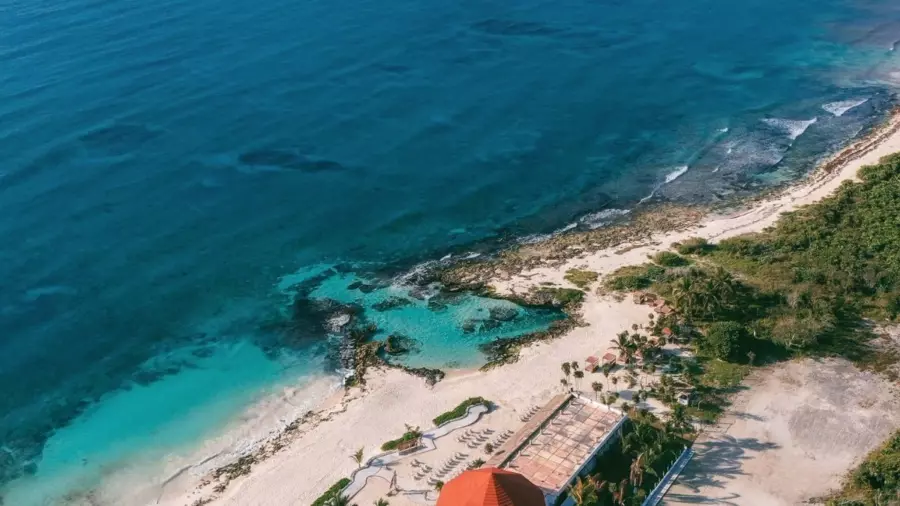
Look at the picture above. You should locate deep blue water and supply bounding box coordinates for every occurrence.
[1,0,899,501]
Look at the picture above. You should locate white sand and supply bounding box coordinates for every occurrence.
[94,113,900,506]
[663,358,900,505]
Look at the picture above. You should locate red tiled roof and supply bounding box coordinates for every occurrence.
[436,468,545,506]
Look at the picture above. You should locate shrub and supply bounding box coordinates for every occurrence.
[534,287,585,307]
[432,397,491,426]
[605,264,667,291]
[675,237,712,255]
[703,321,747,362]
[767,314,833,351]
[310,478,351,506]
[852,432,900,492]
[564,269,599,289]
[652,251,690,267]
[381,425,423,451]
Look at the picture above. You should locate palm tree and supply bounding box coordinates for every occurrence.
[573,370,585,390]
[567,476,598,506]
[611,375,619,393]
[591,381,604,401]
[560,378,569,391]
[602,364,612,390]
[434,481,444,493]
[667,404,691,435]
[352,447,365,468]
[610,332,630,357]
[327,495,356,506]
[629,453,647,487]
[671,276,696,319]
[711,266,736,303]
[571,360,580,372]
[561,362,572,382]
[374,500,389,506]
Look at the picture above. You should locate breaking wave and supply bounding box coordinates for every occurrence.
[579,208,631,229]
[822,98,868,117]
[762,117,817,141]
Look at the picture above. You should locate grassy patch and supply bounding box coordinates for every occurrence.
[604,264,667,291]
[674,237,712,256]
[534,287,585,307]
[698,358,750,388]
[432,397,492,426]
[310,477,351,506]
[824,430,900,505]
[565,269,599,289]
[651,251,690,267]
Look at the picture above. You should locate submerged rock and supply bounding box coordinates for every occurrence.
[489,306,519,322]
[427,299,448,312]
[372,296,413,312]
[384,334,420,355]
[238,148,348,173]
[480,319,502,332]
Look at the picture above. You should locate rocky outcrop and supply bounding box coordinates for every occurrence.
[384,334,419,355]
[438,205,704,290]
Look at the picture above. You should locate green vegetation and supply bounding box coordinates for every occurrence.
[310,477,351,506]
[826,430,900,505]
[604,264,666,291]
[432,397,491,426]
[535,286,585,307]
[651,251,690,267]
[565,268,600,289]
[595,155,900,500]
[702,321,746,361]
[380,424,423,451]
[674,237,712,256]
[563,415,687,506]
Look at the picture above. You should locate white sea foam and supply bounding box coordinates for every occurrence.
[518,232,553,245]
[718,127,729,133]
[579,209,631,229]
[762,117,817,141]
[664,165,689,183]
[822,98,868,117]
[326,314,351,333]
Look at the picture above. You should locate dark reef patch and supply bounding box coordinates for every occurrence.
[470,19,562,37]
[78,123,162,153]
[238,148,348,173]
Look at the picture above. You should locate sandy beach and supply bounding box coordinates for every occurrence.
[88,110,900,506]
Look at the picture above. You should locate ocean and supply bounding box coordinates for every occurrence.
[1,0,899,502]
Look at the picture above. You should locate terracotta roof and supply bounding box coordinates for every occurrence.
[436,468,545,506]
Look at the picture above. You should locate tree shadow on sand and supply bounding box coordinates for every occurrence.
[663,436,780,505]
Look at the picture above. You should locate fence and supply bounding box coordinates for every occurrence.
[640,446,694,506]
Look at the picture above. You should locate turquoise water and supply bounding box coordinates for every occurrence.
[1,0,899,500]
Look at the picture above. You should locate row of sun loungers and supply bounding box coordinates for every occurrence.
[519,404,540,422]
